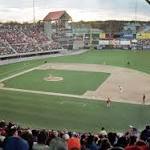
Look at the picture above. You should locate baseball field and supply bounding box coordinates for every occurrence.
[0,49,150,132]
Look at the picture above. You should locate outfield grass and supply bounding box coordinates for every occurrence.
[0,50,150,80]
[0,50,150,132]
[4,69,109,95]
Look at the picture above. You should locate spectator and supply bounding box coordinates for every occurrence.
[32,130,49,150]
[100,127,107,136]
[3,125,29,150]
[0,120,150,150]
[49,131,67,150]
[140,126,150,142]
[68,133,81,150]
[100,138,112,150]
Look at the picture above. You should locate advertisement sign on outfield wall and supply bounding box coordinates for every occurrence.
[136,33,150,39]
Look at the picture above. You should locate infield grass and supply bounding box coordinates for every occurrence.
[3,69,109,95]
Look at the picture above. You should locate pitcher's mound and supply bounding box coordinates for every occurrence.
[44,74,63,82]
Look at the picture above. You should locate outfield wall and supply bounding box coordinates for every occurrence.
[0,49,88,65]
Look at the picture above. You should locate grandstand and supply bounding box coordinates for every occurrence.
[0,13,150,60]
[0,11,76,60]
[0,22,62,60]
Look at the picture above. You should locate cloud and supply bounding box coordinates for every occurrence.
[0,0,150,22]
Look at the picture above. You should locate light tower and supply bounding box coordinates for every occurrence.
[145,0,150,5]
[33,0,36,23]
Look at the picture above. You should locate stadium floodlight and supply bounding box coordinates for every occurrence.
[33,0,35,23]
[145,0,150,5]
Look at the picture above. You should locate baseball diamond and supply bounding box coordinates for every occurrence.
[0,50,150,131]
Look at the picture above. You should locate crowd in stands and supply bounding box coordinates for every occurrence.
[0,23,150,56]
[0,38,15,55]
[0,47,14,56]
[0,120,150,150]
[0,23,62,56]
[22,24,48,43]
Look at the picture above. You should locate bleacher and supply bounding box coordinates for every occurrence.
[0,23,62,57]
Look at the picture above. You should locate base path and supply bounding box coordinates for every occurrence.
[38,63,150,104]
[0,83,4,88]
[0,67,38,82]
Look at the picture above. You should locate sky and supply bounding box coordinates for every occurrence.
[0,0,150,22]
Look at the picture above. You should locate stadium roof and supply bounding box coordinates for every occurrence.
[43,10,72,21]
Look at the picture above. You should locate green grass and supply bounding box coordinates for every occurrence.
[0,50,150,132]
[0,50,150,81]
[0,60,42,80]
[0,90,149,132]
[4,70,109,95]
